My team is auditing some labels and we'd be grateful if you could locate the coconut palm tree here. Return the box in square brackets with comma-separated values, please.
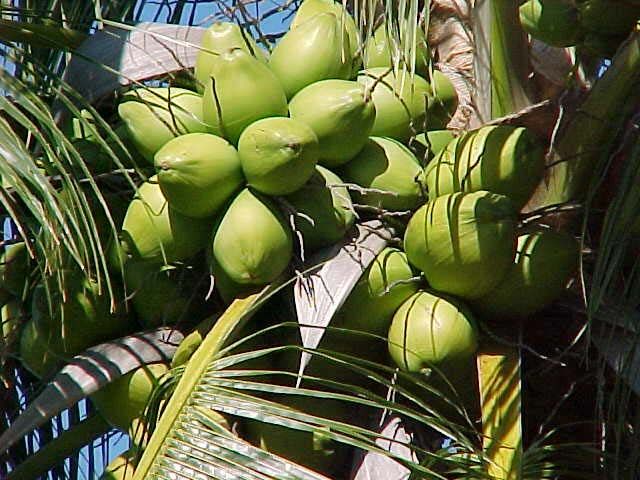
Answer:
[0, 0, 639, 478]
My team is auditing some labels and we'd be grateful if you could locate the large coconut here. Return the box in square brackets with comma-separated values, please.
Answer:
[364, 21, 430, 75]
[388, 290, 478, 372]
[288, 80, 376, 167]
[269, 13, 351, 99]
[91, 363, 169, 433]
[121, 177, 212, 264]
[290, 0, 360, 75]
[203, 49, 288, 145]
[212, 189, 292, 285]
[154, 132, 244, 218]
[118, 87, 207, 163]
[425, 125, 545, 209]
[335, 247, 419, 338]
[238, 117, 319, 195]
[426, 70, 459, 130]
[194, 22, 267, 94]
[357, 68, 430, 142]
[404, 191, 517, 299]
[0, 242, 30, 296]
[338, 136, 425, 211]
[473, 230, 579, 319]
[286, 166, 355, 252]
[519, 0, 581, 47]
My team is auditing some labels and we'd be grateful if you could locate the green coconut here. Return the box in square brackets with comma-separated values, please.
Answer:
[519, 0, 581, 47]
[335, 247, 419, 337]
[425, 125, 545, 209]
[269, 13, 351, 99]
[2, 299, 24, 350]
[426, 70, 459, 130]
[203, 49, 288, 145]
[154, 132, 244, 218]
[581, 31, 628, 58]
[118, 87, 207, 163]
[212, 189, 293, 285]
[339, 136, 425, 211]
[123, 259, 192, 328]
[474, 230, 579, 319]
[404, 191, 517, 299]
[194, 22, 267, 94]
[364, 21, 430, 75]
[121, 177, 212, 264]
[244, 395, 350, 477]
[19, 318, 63, 378]
[388, 290, 478, 372]
[99, 449, 138, 480]
[414, 129, 455, 163]
[290, 0, 360, 75]
[91, 363, 168, 432]
[286, 166, 355, 252]
[238, 117, 319, 195]
[578, 0, 640, 36]
[0, 242, 30, 296]
[357, 67, 430, 141]
[288, 79, 376, 167]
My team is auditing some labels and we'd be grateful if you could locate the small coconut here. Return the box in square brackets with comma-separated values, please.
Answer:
[269, 13, 351, 99]
[286, 166, 355, 252]
[364, 21, 430, 75]
[519, 0, 581, 47]
[19, 318, 62, 378]
[203, 49, 288, 145]
[578, 0, 640, 36]
[194, 22, 267, 94]
[0, 242, 30, 297]
[118, 87, 207, 163]
[425, 125, 545, 209]
[404, 191, 517, 299]
[388, 290, 478, 372]
[91, 363, 169, 433]
[212, 189, 292, 285]
[338, 136, 425, 211]
[289, 79, 376, 167]
[154, 132, 244, 218]
[121, 177, 212, 264]
[335, 247, 419, 337]
[473, 230, 579, 319]
[1, 299, 24, 349]
[238, 117, 319, 195]
[414, 129, 455, 164]
[357, 68, 430, 142]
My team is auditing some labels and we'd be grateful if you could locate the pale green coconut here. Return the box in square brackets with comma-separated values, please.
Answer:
[121, 177, 212, 264]
[339, 136, 425, 211]
[519, 0, 581, 47]
[364, 21, 430, 75]
[99, 449, 137, 480]
[212, 189, 292, 285]
[123, 259, 191, 328]
[289, 79, 376, 167]
[426, 70, 459, 130]
[269, 13, 351, 99]
[91, 363, 168, 432]
[118, 87, 207, 163]
[388, 290, 478, 372]
[286, 166, 355, 252]
[238, 117, 319, 195]
[290, 0, 360, 75]
[154, 133, 244, 218]
[404, 191, 517, 299]
[425, 125, 545, 209]
[194, 22, 267, 94]
[203, 49, 288, 145]
[578, 0, 640, 36]
[357, 67, 430, 141]
[335, 247, 419, 337]
[0, 242, 30, 296]
[414, 129, 455, 163]
[473, 230, 579, 319]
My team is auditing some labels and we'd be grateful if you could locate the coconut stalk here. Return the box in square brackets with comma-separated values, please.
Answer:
[529, 32, 640, 210]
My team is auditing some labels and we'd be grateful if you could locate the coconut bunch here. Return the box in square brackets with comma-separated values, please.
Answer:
[519, 0, 640, 57]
